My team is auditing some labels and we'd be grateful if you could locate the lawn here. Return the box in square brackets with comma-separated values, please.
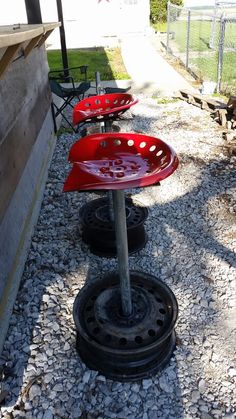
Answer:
[170, 20, 236, 53]
[191, 51, 236, 90]
[47, 47, 130, 82]
[168, 18, 236, 92]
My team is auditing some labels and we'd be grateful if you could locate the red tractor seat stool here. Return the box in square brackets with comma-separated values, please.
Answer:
[64, 132, 179, 381]
[73, 92, 138, 126]
[72, 93, 148, 257]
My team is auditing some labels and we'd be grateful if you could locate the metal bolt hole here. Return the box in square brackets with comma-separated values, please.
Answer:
[159, 308, 166, 314]
[148, 329, 155, 337]
[119, 338, 127, 345]
[155, 297, 163, 303]
[127, 140, 134, 146]
[87, 317, 95, 323]
[113, 139, 121, 146]
[100, 141, 108, 148]
[156, 319, 163, 326]
[135, 336, 143, 344]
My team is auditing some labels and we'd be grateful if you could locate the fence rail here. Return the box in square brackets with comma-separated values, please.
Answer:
[165, 1, 236, 95]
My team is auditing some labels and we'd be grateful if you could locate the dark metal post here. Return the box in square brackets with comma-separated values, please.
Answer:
[210, 0, 218, 49]
[112, 190, 132, 317]
[56, 0, 69, 79]
[25, 0, 42, 24]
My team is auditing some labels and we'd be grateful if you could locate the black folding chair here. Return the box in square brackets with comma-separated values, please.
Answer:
[104, 86, 131, 94]
[49, 65, 91, 133]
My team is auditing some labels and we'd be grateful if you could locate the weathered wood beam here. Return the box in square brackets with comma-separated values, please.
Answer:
[24, 34, 42, 57]
[37, 29, 53, 48]
[0, 43, 23, 79]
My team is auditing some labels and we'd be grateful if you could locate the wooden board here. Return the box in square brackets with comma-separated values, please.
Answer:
[0, 49, 52, 222]
[179, 89, 227, 112]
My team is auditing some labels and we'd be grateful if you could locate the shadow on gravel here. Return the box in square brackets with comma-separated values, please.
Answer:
[0, 117, 235, 418]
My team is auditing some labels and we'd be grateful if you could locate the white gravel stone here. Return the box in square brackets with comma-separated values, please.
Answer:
[198, 379, 206, 394]
[142, 379, 153, 390]
[191, 390, 200, 403]
[159, 376, 172, 393]
[63, 342, 70, 351]
[42, 410, 53, 419]
[52, 383, 64, 392]
[82, 370, 91, 384]
[28, 384, 41, 401]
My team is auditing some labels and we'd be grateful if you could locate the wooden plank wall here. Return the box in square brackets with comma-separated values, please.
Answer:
[0, 46, 51, 223]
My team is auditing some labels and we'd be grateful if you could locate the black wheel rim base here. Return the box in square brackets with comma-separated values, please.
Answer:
[73, 271, 178, 382]
[79, 198, 148, 257]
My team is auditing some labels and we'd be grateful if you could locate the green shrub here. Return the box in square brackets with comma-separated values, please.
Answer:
[150, 0, 183, 23]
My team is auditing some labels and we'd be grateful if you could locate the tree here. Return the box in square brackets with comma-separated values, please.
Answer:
[150, 0, 183, 23]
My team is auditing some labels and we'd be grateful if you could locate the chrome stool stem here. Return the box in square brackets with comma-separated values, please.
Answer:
[112, 190, 132, 316]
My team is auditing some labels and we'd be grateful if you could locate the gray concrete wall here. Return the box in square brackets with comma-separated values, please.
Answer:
[0, 45, 56, 354]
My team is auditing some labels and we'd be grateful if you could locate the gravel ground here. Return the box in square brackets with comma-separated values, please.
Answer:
[0, 96, 236, 419]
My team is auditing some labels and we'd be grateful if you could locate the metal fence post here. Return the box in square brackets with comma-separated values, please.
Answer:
[217, 15, 226, 93]
[210, 0, 218, 49]
[167, 1, 171, 53]
[186, 10, 191, 69]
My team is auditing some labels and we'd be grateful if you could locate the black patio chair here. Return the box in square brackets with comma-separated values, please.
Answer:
[49, 65, 91, 133]
[104, 86, 131, 94]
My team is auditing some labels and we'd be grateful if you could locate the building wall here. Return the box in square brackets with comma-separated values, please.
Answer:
[0, 46, 56, 354]
[184, 0, 215, 7]
[0, 0, 151, 49]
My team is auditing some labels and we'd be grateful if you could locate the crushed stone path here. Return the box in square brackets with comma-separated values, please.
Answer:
[1, 97, 236, 419]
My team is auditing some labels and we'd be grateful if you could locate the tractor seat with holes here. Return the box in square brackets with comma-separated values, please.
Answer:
[63, 132, 178, 192]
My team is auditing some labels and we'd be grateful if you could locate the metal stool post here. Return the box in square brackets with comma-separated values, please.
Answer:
[112, 190, 132, 317]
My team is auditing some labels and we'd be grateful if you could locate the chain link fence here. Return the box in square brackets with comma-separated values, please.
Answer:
[165, 1, 236, 95]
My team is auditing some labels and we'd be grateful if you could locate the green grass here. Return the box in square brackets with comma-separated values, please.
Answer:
[170, 20, 236, 53]
[47, 47, 130, 82]
[191, 51, 236, 92]
[151, 22, 167, 32]
[169, 18, 236, 92]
